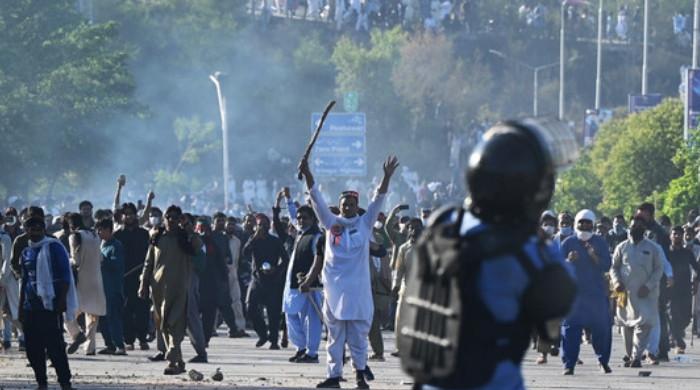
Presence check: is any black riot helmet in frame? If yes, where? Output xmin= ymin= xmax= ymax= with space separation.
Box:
xmin=466 ymin=120 xmax=555 ymax=228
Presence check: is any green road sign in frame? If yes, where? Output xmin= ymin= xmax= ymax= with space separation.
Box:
xmin=343 ymin=91 xmax=358 ymax=112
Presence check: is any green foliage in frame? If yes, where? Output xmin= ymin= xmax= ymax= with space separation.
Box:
xmin=0 ymin=0 xmax=136 ymax=196
xmin=554 ymin=99 xmax=685 ymax=219
xmin=598 ymin=99 xmax=683 ymax=215
xmin=661 ymin=130 xmax=700 ymax=222
xmin=172 ymin=116 xmax=221 ymax=169
xmin=552 ymin=154 xmax=602 ymax=214
xmin=154 ymin=116 xmax=219 ymax=195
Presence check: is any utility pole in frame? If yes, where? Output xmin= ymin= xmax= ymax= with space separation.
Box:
xmin=595 ymin=0 xmax=603 ymax=110
xmin=641 ymin=0 xmax=649 ymax=95
xmin=559 ymin=2 xmax=566 ymax=120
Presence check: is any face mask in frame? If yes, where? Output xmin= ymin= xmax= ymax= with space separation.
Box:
xmin=149 ymin=216 xmax=161 ymax=226
xmin=630 ymin=228 xmax=645 ymax=241
xmin=4 ymin=216 xmax=17 ymax=226
xmin=560 ymin=227 xmax=573 ymax=237
xmin=373 ymin=221 xmax=384 ymax=230
xmin=576 ymin=230 xmax=593 ymax=241
xmin=542 ymin=225 xmax=555 ymax=236
xmin=613 ymin=224 xmax=625 ymax=234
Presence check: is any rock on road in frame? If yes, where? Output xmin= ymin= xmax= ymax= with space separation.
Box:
xmin=1 ymin=329 xmax=700 ymax=389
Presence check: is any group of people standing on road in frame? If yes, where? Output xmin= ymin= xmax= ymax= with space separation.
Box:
xmin=0 ymin=152 xmax=410 ymax=389
xmin=6 ymin=118 xmax=700 ymax=390
xmin=537 ymin=202 xmax=700 ymax=375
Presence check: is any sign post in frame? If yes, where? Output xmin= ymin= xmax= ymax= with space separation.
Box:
xmin=310 ymin=113 xmax=367 ymax=177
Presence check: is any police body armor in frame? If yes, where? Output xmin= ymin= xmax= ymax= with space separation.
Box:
xmin=398 ymin=207 xmax=576 ymax=388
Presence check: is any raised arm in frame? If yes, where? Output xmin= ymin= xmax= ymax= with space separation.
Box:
xmin=272 ymin=190 xmax=289 ymax=240
xmin=364 ymin=156 xmax=399 ymax=229
xmin=113 ymin=175 xmax=125 ymax=213
xmin=299 ymin=158 xmax=336 ymax=229
xmin=138 ymin=190 xmax=155 ymax=226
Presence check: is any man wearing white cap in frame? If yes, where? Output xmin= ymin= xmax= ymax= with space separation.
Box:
xmin=298 ymin=155 xmax=399 ymax=389
xmin=560 ymin=209 xmax=613 ymax=375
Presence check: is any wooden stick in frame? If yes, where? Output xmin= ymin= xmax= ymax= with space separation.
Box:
xmin=298 ymin=100 xmax=336 ymax=180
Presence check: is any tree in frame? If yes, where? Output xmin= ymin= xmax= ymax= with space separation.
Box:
xmin=661 ymin=131 xmax=700 ymax=222
xmin=552 ymin=154 xmax=603 ymax=214
xmin=0 ymin=0 xmax=136 ymax=197
xmin=597 ymin=99 xmax=683 ymax=215
xmin=153 ymin=116 xmax=221 ymax=196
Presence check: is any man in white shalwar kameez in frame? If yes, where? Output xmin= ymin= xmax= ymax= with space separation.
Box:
xmin=299 ymin=155 xmax=399 ymax=389
xmin=610 ymin=216 xmax=664 ymax=368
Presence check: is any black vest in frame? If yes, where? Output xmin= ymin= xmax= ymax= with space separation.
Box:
xmin=289 ymin=225 xmax=322 ymax=289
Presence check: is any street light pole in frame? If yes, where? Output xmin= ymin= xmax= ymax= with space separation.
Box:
xmin=595 ymin=0 xmax=603 ymax=110
xmin=533 ymin=70 xmax=539 ymax=117
xmin=559 ymin=1 xmax=566 ymax=120
xmin=489 ymin=50 xmax=559 ymax=117
xmin=209 ymin=72 xmax=230 ymax=211
xmin=641 ymin=0 xmax=649 ymax=95
xmin=694 ymin=0 xmax=700 ymax=68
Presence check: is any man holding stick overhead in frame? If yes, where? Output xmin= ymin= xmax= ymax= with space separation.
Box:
xmin=298 ymin=155 xmax=399 ymax=389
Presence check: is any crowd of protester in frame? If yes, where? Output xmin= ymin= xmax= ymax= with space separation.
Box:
xmin=4 ymin=165 xmax=700 ymax=388
xmin=536 ymin=203 xmax=700 ymax=372
xmin=0 ymin=166 xmax=430 ymax=388
xmin=250 ymin=0 xmax=693 ymax=49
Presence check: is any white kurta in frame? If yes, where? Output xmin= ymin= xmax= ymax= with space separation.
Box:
xmin=70 ymin=230 xmax=106 ymax=316
xmin=0 ymin=231 xmax=19 ymax=320
xmin=309 ymin=186 xmax=385 ymax=321
xmin=610 ymin=238 xmax=664 ymax=328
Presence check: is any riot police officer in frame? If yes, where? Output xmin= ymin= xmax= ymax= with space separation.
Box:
xmin=398 ymin=120 xmax=577 ymax=390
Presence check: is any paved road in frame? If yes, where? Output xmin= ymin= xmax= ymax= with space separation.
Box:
xmin=1 ymin=328 xmax=700 ymax=389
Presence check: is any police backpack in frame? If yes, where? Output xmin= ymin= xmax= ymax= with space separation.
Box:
xmin=397 ymin=207 xmax=576 ymax=388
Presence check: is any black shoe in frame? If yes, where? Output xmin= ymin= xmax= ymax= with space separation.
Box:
xmin=139 ymin=341 xmax=150 ymax=351
xmin=255 ymin=338 xmax=267 ymax=348
xmin=631 ymin=359 xmax=642 ymax=368
xmin=658 ymin=353 xmax=670 ymax=362
xmin=66 ymin=333 xmax=86 ymax=354
xmin=163 ymin=362 xmax=186 ymax=375
xmin=550 ymin=346 xmax=560 ymax=357
xmin=563 ymin=367 xmax=574 ymax=375
xmin=229 ymin=329 xmax=249 ymax=338
xmin=356 ymin=370 xmax=370 ymax=389
xmin=289 ymin=349 xmax=307 ymax=362
xmin=59 ymin=384 xmax=74 ymax=390
xmin=98 ymin=347 xmax=115 ymax=355
xmin=188 ymin=354 xmax=208 ymax=363
xmin=35 ymin=385 xmax=48 ymax=390
xmin=389 ymin=350 xmax=400 ymax=357
xmin=296 ymin=353 xmax=319 ymax=363
xmin=269 ymin=343 xmax=280 ymax=350
xmin=363 ymin=365 xmax=375 ymax=381
xmin=576 ymin=359 xmax=583 ymax=365
xmin=622 ymin=355 xmax=630 ymax=363
xmin=2 ymin=340 xmax=10 ymax=350
xmin=148 ymin=352 xmax=166 ymax=362
xmin=281 ymin=338 xmax=289 ymax=348
xmin=316 ymin=377 xmax=341 ymax=388
xmin=368 ymin=353 xmax=385 ymax=362
xmin=599 ymin=363 xmax=612 ymax=374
